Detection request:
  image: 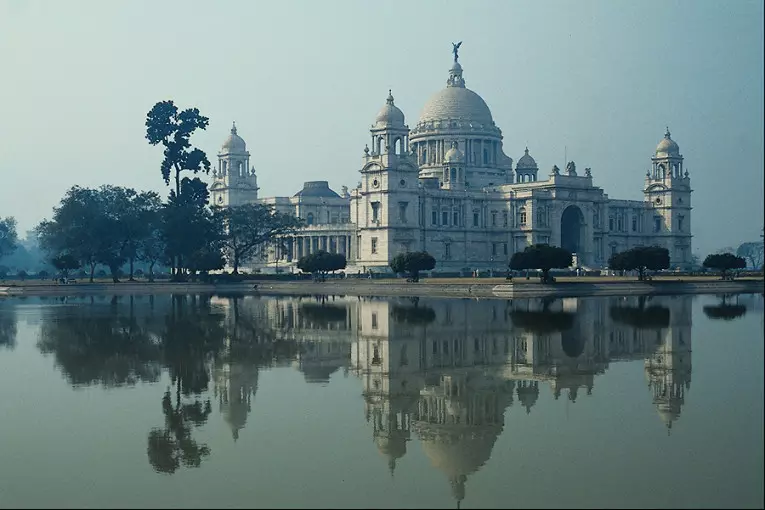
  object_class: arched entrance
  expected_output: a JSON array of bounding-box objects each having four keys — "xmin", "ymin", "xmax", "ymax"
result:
[{"xmin": 560, "ymin": 206, "xmax": 585, "ymax": 255}]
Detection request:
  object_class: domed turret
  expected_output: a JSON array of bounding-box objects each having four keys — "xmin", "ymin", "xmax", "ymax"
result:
[
  {"xmin": 221, "ymin": 122, "xmax": 247, "ymax": 153},
  {"xmin": 655, "ymin": 127, "xmax": 680, "ymax": 156},
  {"xmin": 444, "ymin": 141, "xmax": 465, "ymax": 163},
  {"xmin": 375, "ymin": 90, "xmax": 406, "ymax": 128},
  {"xmin": 516, "ymin": 147, "xmax": 538, "ymax": 169},
  {"xmin": 515, "ymin": 147, "xmax": 539, "ymax": 183}
]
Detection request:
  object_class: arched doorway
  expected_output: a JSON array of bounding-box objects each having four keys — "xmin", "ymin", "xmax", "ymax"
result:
[{"xmin": 560, "ymin": 206, "xmax": 584, "ymax": 255}]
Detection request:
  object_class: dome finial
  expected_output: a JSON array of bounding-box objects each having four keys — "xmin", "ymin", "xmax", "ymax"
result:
[
  {"xmin": 524, "ymin": 146, "xmax": 529, "ymax": 154},
  {"xmin": 386, "ymin": 89, "xmax": 394, "ymax": 105},
  {"xmin": 665, "ymin": 126, "xmax": 671, "ymax": 138},
  {"xmin": 447, "ymin": 42, "xmax": 465, "ymax": 88},
  {"xmin": 231, "ymin": 121, "xmax": 237, "ymax": 135}
]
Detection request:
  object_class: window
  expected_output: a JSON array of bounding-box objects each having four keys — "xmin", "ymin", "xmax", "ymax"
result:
[
  {"xmin": 422, "ymin": 149, "xmax": 427, "ymax": 165},
  {"xmin": 609, "ymin": 216, "xmax": 614, "ymax": 231},
  {"xmin": 442, "ymin": 211, "xmax": 449, "ymax": 226},
  {"xmin": 520, "ymin": 208, "xmax": 527, "ymax": 226},
  {"xmin": 654, "ymin": 217, "xmax": 661, "ymax": 233},
  {"xmin": 503, "ymin": 243, "xmax": 508, "ymax": 255},
  {"xmin": 445, "ymin": 243, "xmax": 451, "ymax": 260},
  {"xmin": 306, "ymin": 213, "xmax": 314, "ymax": 226},
  {"xmin": 491, "ymin": 211, "xmax": 497, "ymax": 226},
  {"xmin": 632, "ymin": 216, "xmax": 637, "ymax": 232},
  {"xmin": 611, "ymin": 244, "xmax": 617, "ymax": 256},
  {"xmin": 503, "ymin": 211, "xmax": 508, "ymax": 227},
  {"xmin": 398, "ymin": 202, "xmax": 408, "ymax": 224},
  {"xmin": 483, "ymin": 148, "xmax": 489, "ymax": 164},
  {"xmin": 492, "ymin": 243, "xmax": 497, "ymax": 256},
  {"xmin": 371, "ymin": 237, "xmax": 378, "ymax": 254},
  {"xmin": 432, "ymin": 210, "xmax": 438, "ymax": 225},
  {"xmin": 371, "ymin": 202, "xmax": 380, "ymax": 222},
  {"xmin": 371, "ymin": 313, "xmax": 378, "ymax": 330},
  {"xmin": 537, "ymin": 209, "xmax": 545, "ymax": 227},
  {"xmin": 678, "ymin": 215, "xmax": 685, "ymax": 232},
  {"xmin": 473, "ymin": 211, "xmax": 480, "ymax": 227},
  {"xmin": 453, "ymin": 210, "xmax": 460, "ymax": 226},
  {"xmin": 617, "ymin": 215, "xmax": 624, "ymax": 232},
  {"xmin": 450, "ymin": 168, "xmax": 457, "ymax": 182}
]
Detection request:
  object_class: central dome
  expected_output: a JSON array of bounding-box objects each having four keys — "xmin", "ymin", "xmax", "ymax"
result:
[{"xmin": 419, "ymin": 86, "xmax": 494, "ymax": 126}]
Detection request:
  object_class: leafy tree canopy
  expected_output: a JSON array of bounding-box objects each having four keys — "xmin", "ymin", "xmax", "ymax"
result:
[
  {"xmin": 297, "ymin": 250, "xmax": 347, "ymax": 276},
  {"xmin": 509, "ymin": 244, "xmax": 572, "ymax": 283},
  {"xmin": 0, "ymin": 217, "xmax": 18, "ymax": 260},
  {"xmin": 145, "ymin": 100, "xmax": 211, "ymax": 196},
  {"xmin": 608, "ymin": 246, "xmax": 670, "ymax": 280},
  {"xmin": 703, "ymin": 252, "xmax": 746, "ymax": 279},
  {"xmin": 389, "ymin": 251, "xmax": 436, "ymax": 282}
]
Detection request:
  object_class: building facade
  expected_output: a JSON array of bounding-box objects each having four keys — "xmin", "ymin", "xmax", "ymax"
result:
[{"xmin": 210, "ymin": 46, "xmax": 693, "ymax": 273}]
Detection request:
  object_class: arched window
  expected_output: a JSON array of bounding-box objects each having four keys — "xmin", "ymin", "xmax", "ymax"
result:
[
  {"xmin": 377, "ymin": 137, "xmax": 384, "ymax": 154},
  {"xmin": 306, "ymin": 213, "xmax": 314, "ymax": 226},
  {"xmin": 394, "ymin": 138, "xmax": 401, "ymax": 154},
  {"xmin": 519, "ymin": 207, "xmax": 527, "ymax": 226},
  {"xmin": 222, "ymin": 161, "xmax": 227, "ymax": 174},
  {"xmin": 658, "ymin": 164, "xmax": 666, "ymax": 179},
  {"xmin": 238, "ymin": 161, "xmax": 243, "ymax": 176},
  {"xmin": 450, "ymin": 167, "xmax": 457, "ymax": 182},
  {"xmin": 422, "ymin": 149, "xmax": 427, "ymax": 165},
  {"xmin": 483, "ymin": 148, "xmax": 489, "ymax": 165}
]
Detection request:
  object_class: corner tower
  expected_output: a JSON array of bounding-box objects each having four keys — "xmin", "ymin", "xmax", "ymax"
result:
[
  {"xmin": 352, "ymin": 91, "xmax": 421, "ymax": 269},
  {"xmin": 210, "ymin": 122, "xmax": 259, "ymax": 208},
  {"xmin": 643, "ymin": 128, "xmax": 692, "ymax": 267}
]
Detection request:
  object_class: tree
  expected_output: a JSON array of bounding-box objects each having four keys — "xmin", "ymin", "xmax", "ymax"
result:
[
  {"xmin": 137, "ymin": 216, "xmax": 166, "ymax": 282},
  {"xmin": 297, "ymin": 250, "xmax": 347, "ymax": 279},
  {"xmin": 214, "ymin": 203, "xmax": 304, "ymax": 274},
  {"xmin": 389, "ymin": 251, "xmax": 436, "ymax": 282},
  {"xmin": 703, "ymin": 252, "xmax": 746, "ymax": 280},
  {"xmin": 145, "ymin": 100, "xmax": 211, "ymax": 197},
  {"xmin": 0, "ymin": 217, "xmax": 18, "ymax": 260},
  {"xmin": 51, "ymin": 254, "xmax": 80, "ymax": 279},
  {"xmin": 509, "ymin": 244, "xmax": 572, "ymax": 283},
  {"xmin": 608, "ymin": 246, "xmax": 670, "ymax": 281},
  {"xmin": 17, "ymin": 270, "xmax": 28, "ymax": 281},
  {"xmin": 736, "ymin": 241, "xmax": 764, "ymax": 269}
]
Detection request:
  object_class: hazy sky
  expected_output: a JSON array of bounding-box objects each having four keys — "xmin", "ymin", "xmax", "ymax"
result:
[{"xmin": 1, "ymin": 0, "xmax": 763, "ymax": 256}]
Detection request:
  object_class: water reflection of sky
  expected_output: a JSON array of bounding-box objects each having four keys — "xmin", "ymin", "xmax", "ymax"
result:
[{"xmin": 0, "ymin": 293, "xmax": 762, "ymax": 509}]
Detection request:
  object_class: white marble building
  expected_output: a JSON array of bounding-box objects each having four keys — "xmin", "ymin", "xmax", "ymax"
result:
[{"xmin": 210, "ymin": 46, "xmax": 693, "ymax": 273}]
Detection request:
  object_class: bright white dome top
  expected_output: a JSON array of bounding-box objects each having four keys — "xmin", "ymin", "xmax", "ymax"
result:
[
  {"xmin": 221, "ymin": 122, "xmax": 246, "ymax": 152},
  {"xmin": 374, "ymin": 90, "xmax": 405, "ymax": 127},
  {"xmin": 656, "ymin": 127, "xmax": 680, "ymax": 156},
  {"xmin": 417, "ymin": 60, "xmax": 494, "ymax": 127},
  {"xmin": 444, "ymin": 142, "xmax": 465, "ymax": 163}
]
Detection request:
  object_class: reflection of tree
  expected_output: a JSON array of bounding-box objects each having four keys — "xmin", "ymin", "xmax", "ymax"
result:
[
  {"xmin": 147, "ymin": 390, "xmax": 212, "ymax": 474},
  {"xmin": 510, "ymin": 309, "xmax": 575, "ymax": 333},
  {"xmin": 703, "ymin": 295, "xmax": 748, "ymax": 321},
  {"xmin": 159, "ymin": 295, "xmax": 225, "ymax": 395},
  {"xmin": 37, "ymin": 298, "xmax": 162, "ymax": 386},
  {"xmin": 609, "ymin": 303, "xmax": 671, "ymax": 330},
  {"xmin": 390, "ymin": 304, "xmax": 437, "ymax": 325},
  {"xmin": 0, "ymin": 306, "xmax": 17, "ymax": 350}
]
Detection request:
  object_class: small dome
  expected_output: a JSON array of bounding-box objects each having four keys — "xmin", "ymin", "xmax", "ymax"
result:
[
  {"xmin": 293, "ymin": 181, "xmax": 342, "ymax": 198},
  {"xmin": 516, "ymin": 147, "xmax": 538, "ymax": 169},
  {"xmin": 221, "ymin": 122, "xmax": 246, "ymax": 153},
  {"xmin": 375, "ymin": 90, "xmax": 406, "ymax": 127},
  {"xmin": 444, "ymin": 142, "xmax": 465, "ymax": 163},
  {"xmin": 656, "ymin": 127, "xmax": 680, "ymax": 156}
]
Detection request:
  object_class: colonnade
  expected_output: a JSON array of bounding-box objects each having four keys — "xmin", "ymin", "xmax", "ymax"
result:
[{"xmin": 272, "ymin": 235, "xmax": 354, "ymax": 262}]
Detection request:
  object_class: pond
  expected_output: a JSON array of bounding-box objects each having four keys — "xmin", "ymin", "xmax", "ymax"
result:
[{"xmin": 0, "ymin": 293, "xmax": 762, "ymax": 508}]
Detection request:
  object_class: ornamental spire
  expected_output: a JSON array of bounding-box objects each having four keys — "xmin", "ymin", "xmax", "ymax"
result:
[
  {"xmin": 231, "ymin": 121, "xmax": 238, "ymax": 135},
  {"xmin": 665, "ymin": 126, "xmax": 671, "ymax": 138},
  {"xmin": 386, "ymin": 89, "xmax": 394, "ymax": 105}
]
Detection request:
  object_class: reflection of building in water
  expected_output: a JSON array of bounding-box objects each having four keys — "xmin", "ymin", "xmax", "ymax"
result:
[
  {"xmin": 347, "ymin": 294, "xmax": 692, "ymax": 504},
  {"xmin": 212, "ymin": 354, "xmax": 259, "ymax": 442},
  {"xmin": 211, "ymin": 294, "xmax": 693, "ymax": 497}
]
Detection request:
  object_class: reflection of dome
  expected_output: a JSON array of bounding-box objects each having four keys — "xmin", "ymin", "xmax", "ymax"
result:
[
  {"xmin": 516, "ymin": 380, "xmax": 539, "ymax": 414},
  {"xmin": 656, "ymin": 127, "xmax": 680, "ymax": 156},
  {"xmin": 375, "ymin": 90, "xmax": 406, "ymax": 127},
  {"xmin": 375, "ymin": 435, "xmax": 407, "ymax": 474},
  {"xmin": 516, "ymin": 147, "xmax": 538, "ymax": 169},
  {"xmin": 221, "ymin": 122, "xmax": 246, "ymax": 152},
  {"xmin": 299, "ymin": 363, "xmax": 340, "ymax": 384},
  {"xmin": 215, "ymin": 362, "xmax": 259, "ymax": 441},
  {"xmin": 444, "ymin": 142, "xmax": 465, "ymax": 163}
]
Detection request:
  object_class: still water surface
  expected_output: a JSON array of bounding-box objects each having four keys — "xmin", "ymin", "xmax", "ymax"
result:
[{"xmin": 0, "ymin": 293, "xmax": 762, "ymax": 509}]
